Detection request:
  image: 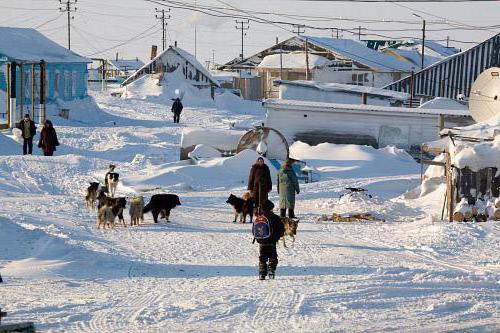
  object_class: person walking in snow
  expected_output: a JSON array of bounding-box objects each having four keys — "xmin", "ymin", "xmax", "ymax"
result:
[
  {"xmin": 248, "ymin": 157, "xmax": 272, "ymax": 215},
  {"xmin": 17, "ymin": 113, "xmax": 37, "ymax": 155},
  {"xmin": 171, "ymin": 97, "xmax": 183, "ymax": 123},
  {"xmin": 38, "ymin": 119, "xmax": 59, "ymax": 156},
  {"xmin": 254, "ymin": 200, "xmax": 284, "ymax": 280},
  {"xmin": 277, "ymin": 159, "xmax": 300, "ymax": 218}
]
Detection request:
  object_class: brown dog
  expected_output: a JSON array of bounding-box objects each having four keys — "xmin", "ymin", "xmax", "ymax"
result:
[{"xmin": 280, "ymin": 217, "xmax": 299, "ymax": 248}]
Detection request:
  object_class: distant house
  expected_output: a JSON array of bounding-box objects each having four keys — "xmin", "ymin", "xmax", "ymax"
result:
[
  {"xmin": 91, "ymin": 58, "xmax": 145, "ymax": 83},
  {"xmin": 220, "ymin": 36, "xmax": 414, "ymax": 99},
  {"xmin": 121, "ymin": 45, "xmax": 220, "ymax": 98},
  {"xmin": 0, "ymin": 27, "xmax": 90, "ymax": 103}
]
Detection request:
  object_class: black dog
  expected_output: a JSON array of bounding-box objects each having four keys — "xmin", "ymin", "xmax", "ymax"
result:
[
  {"xmin": 143, "ymin": 194, "xmax": 181, "ymax": 223},
  {"xmin": 226, "ymin": 193, "xmax": 254, "ymax": 223},
  {"xmin": 85, "ymin": 182, "xmax": 100, "ymax": 209}
]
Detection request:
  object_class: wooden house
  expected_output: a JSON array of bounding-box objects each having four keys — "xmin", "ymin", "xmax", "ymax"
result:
[{"xmin": 121, "ymin": 46, "xmax": 220, "ymax": 98}]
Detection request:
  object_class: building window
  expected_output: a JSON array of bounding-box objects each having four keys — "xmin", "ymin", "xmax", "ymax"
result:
[
  {"xmin": 64, "ymin": 71, "xmax": 70, "ymax": 98},
  {"xmin": 72, "ymin": 71, "xmax": 77, "ymax": 97},
  {"xmin": 54, "ymin": 72, "xmax": 60, "ymax": 98},
  {"xmin": 352, "ymin": 73, "xmax": 369, "ymax": 86}
]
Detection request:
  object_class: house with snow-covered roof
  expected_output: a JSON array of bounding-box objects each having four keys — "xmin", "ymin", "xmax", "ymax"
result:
[
  {"xmin": 0, "ymin": 27, "xmax": 91, "ymax": 104},
  {"xmin": 92, "ymin": 57, "xmax": 145, "ymax": 83},
  {"xmin": 121, "ymin": 45, "xmax": 220, "ymax": 98},
  {"xmin": 220, "ymin": 35, "xmax": 415, "ymax": 99}
]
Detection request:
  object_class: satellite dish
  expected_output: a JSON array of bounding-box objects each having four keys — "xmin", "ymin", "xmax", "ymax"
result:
[
  {"xmin": 236, "ymin": 126, "xmax": 289, "ymax": 161},
  {"xmin": 469, "ymin": 67, "xmax": 500, "ymax": 122}
]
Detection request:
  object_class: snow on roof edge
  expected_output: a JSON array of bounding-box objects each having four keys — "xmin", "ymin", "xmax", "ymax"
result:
[
  {"xmin": 264, "ymin": 98, "xmax": 470, "ymax": 117},
  {"xmin": 276, "ymin": 80, "xmax": 410, "ymax": 100}
]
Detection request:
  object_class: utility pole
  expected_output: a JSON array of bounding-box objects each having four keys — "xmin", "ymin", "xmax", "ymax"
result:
[
  {"xmin": 331, "ymin": 28, "xmax": 339, "ymax": 39},
  {"xmin": 446, "ymin": 36, "xmax": 450, "ymax": 48},
  {"xmin": 59, "ymin": 0, "xmax": 77, "ymax": 50},
  {"xmin": 155, "ymin": 7, "xmax": 171, "ymax": 51},
  {"xmin": 235, "ymin": 19, "xmax": 250, "ymax": 60},
  {"xmin": 421, "ymin": 20, "xmax": 426, "ymax": 70},
  {"xmin": 194, "ymin": 0, "xmax": 197, "ymax": 58},
  {"xmin": 413, "ymin": 13, "xmax": 426, "ymax": 70},
  {"xmin": 358, "ymin": 26, "xmax": 363, "ymax": 40},
  {"xmin": 292, "ymin": 24, "xmax": 306, "ymax": 36}
]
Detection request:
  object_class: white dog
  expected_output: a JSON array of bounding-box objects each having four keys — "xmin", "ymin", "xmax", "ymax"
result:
[
  {"xmin": 106, "ymin": 172, "xmax": 119, "ymax": 198},
  {"xmin": 129, "ymin": 196, "xmax": 145, "ymax": 226}
]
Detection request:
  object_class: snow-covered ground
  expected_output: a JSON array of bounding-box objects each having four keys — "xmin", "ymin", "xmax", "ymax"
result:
[{"xmin": 0, "ymin": 86, "xmax": 499, "ymax": 332}]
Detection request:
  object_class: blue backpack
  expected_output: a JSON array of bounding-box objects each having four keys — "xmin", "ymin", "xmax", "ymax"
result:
[{"xmin": 252, "ymin": 215, "xmax": 272, "ymax": 241}]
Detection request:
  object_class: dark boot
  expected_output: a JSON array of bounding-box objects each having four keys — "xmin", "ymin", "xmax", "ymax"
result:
[
  {"xmin": 289, "ymin": 209, "xmax": 295, "ymax": 219},
  {"xmin": 280, "ymin": 209, "xmax": 286, "ymax": 218},
  {"xmin": 268, "ymin": 258, "xmax": 278, "ymax": 279},
  {"xmin": 259, "ymin": 261, "xmax": 267, "ymax": 280}
]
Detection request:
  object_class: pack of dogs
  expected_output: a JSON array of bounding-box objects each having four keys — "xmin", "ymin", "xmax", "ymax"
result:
[
  {"xmin": 85, "ymin": 177, "xmax": 298, "ymax": 244},
  {"xmin": 226, "ymin": 192, "xmax": 299, "ymax": 247},
  {"xmin": 84, "ymin": 179, "xmax": 181, "ymax": 229}
]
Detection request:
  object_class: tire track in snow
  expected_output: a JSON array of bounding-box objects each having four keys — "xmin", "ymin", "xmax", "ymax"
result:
[{"xmin": 81, "ymin": 290, "xmax": 159, "ymax": 332}]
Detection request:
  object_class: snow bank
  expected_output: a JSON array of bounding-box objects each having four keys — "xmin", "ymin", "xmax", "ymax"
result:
[
  {"xmin": 123, "ymin": 67, "xmax": 214, "ymax": 108},
  {"xmin": 188, "ymin": 144, "xmax": 221, "ymax": 160},
  {"xmin": 125, "ymin": 149, "xmax": 277, "ymax": 190},
  {"xmin": 181, "ymin": 127, "xmax": 245, "ymax": 150},
  {"xmin": 290, "ymin": 141, "xmax": 419, "ymax": 179},
  {"xmin": 45, "ymin": 97, "xmax": 109, "ymax": 126},
  {"xmin": 0, "ymin": 132, "xmax": 21, "ymax": 155}
]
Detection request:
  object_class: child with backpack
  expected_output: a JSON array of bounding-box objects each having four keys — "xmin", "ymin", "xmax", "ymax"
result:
[{"xmin": 252, "ymin": 200, "xmax": 284, "ymax": 280}]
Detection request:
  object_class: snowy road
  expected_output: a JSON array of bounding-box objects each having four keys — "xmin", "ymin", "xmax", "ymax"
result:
[{"xmin": 0, "ymin": 91, "xmax": 499, "ymax": 332}]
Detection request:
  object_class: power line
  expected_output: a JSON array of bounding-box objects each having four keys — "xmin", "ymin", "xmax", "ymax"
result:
[
  {"xmin": 34, "ymin": 13, "xmax": 64, "ymax": 29},
  {"xmin": 86, "ymin": 24, "xmax": 161, "ymax": 57}
]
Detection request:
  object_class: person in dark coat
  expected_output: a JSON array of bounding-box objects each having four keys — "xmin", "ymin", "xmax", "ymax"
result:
[
  {"xmin": 248, "ymin": 157, "xmax": 272, "ymax": 215},
  {"xmin": 17, "ymin": 114, "xmax": 37, "ymax": 155},
  {"xmin": 277, "ymin": 159, "xmax": 300, "ymax": 218},
  {"xmin": 38, "ymin": 119, "xmax": 59, "ymax": 156},
  {"xmin": 171, "ymin": 97, "xmax": 183, "ymax": 123},
  {"xmin": 256, "ymin": 200, "xmax": 284, "ymax": 280}
]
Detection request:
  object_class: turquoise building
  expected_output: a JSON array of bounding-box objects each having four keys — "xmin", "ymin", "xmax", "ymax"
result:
[{"xmin": 0, "ymin": 27, "xmax": 90, "ymax": 104}]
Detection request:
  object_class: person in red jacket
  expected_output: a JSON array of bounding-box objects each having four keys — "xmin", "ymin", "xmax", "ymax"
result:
[
  {"xmin": 247, "ymin": 157, "xmax": 272, "ymax": 215},
  {"xmin": 38, "ymin": 119, "xmax": 59, "ymax": 156}
]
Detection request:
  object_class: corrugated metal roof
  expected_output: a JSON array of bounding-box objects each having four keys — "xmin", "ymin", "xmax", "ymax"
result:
[
  {"xmin": 0, "ymin": 27, "xmax": 90, "ymax": 63},
  {"xmin": 303, "ymin": 36, "xmax": 414, "ymax": 73}
]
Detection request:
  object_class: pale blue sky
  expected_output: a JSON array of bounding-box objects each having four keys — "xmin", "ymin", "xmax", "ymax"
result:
[{"xmin": 1, "ymin": 0, "xmax": 499, "ymax": 65}]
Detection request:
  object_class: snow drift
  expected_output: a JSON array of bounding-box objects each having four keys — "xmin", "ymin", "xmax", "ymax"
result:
[
  {"xmin": 290, "ymin": 141, "xmax": 419, "ymax": 179},
  {"xmin": 125, "ymin": 149, "xmax": 277, "ymax": 190}
]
